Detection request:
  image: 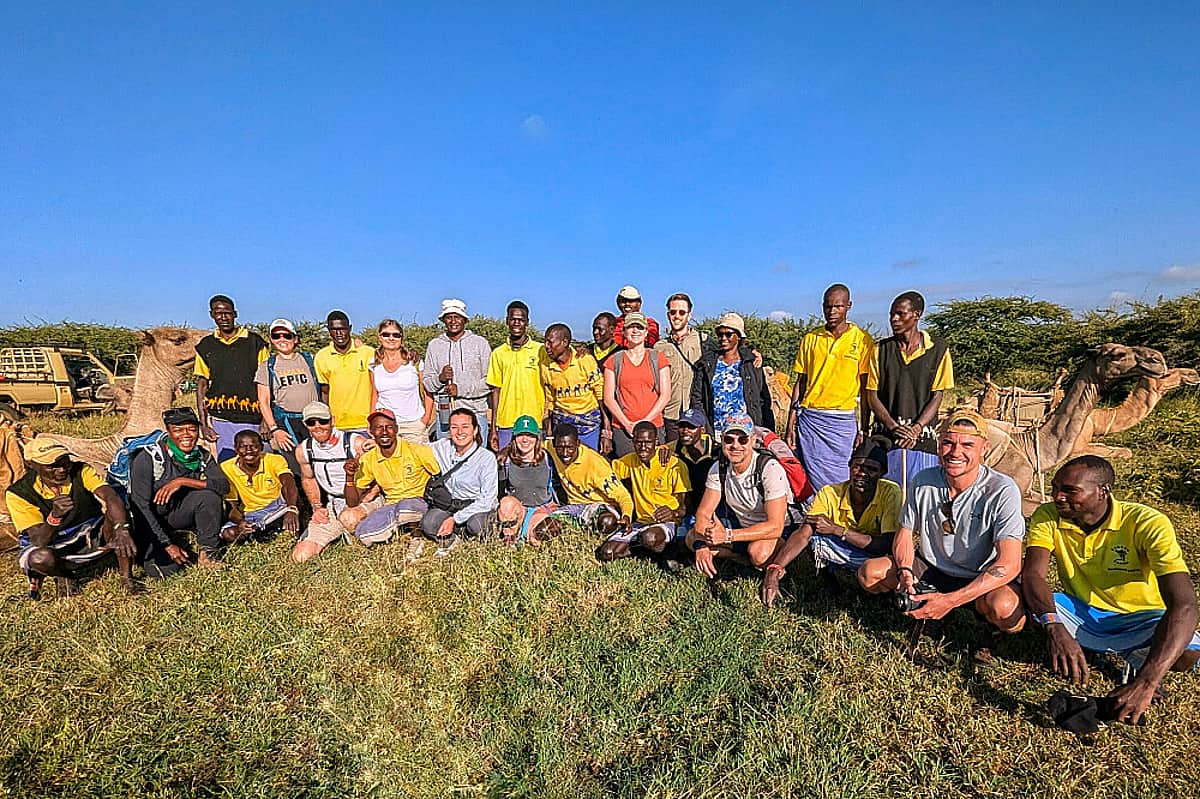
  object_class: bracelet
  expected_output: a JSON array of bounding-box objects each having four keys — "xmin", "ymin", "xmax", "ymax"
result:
[
  {"xmin": 838, "ymin": 526, "xmax": 848, "ymax": 542},
  {"xmin": 46, "ymin": 514, "xmax": 62, "ymax": 526},
  {"xmin": 896, "ymin": 566, "xmax": 914, "ymax": 574},
  {"xmin": 765, "ymin": 563, "xmax": 785, "ymax": 576},
  {"xmin": 1034, "ymin": 612, "xmax": 1062, "ymax": 627},
  {"xmin": 723, "ymin": 528, "xmax": 733, "ymax": 545},
  {"xmin": 112, "ymin": 522, "xmax": 131, "ymax": 531},
  {"xmin": 268, "ymin": 427, "xmax": 282, "ymax": 434},
  {"xmin": 286, "ymin": 506, "xmax": 299, "ymax": 514}
]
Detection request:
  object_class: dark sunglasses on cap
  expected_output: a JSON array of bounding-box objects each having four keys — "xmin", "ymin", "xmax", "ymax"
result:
[
  {"xmin": 722, "ymin": 432, "xmax": 749, "ymax": 445},
  {"xmin": 379, "ymin": 332, "xmax": 402, "ymax": 339},
  {"xmin": 271, "ymin": 331, "xmax": 295, "ymax": 340},
  {"xmin": 304, "ymin": 417, "xmax": 332, "ymax": 427}
]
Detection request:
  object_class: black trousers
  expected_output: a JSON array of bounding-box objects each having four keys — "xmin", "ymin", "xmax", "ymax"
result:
[{"xmin": 136, "ymin": 488, "xmax": 225, "ymax": 578}]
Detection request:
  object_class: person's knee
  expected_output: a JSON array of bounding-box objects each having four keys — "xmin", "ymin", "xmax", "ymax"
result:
[
  {"xmin": 497, "ymin": 496, "xmax": 523, "ymax": 521},
  {"xmin": 594, "ymin": 510, "xmax": 618, "ymax": 535},
  {"xmin": 338, "ymin": 508, "xmax": 362, "ymax": 532},
  {"xmin": 977, "ymin": 587, "xmax": 1025, "ymax": 632},
  {"xmin": 747, "ymin": 539, "xmax": 778, "ymax": 568},
  {"xmin": 639, "ymin": 525, "xmax": 669, "ymax": 553},
  {"xmin": 858, "ymin": 557, "xmax": 893, "ymax": 593},
  {"xmin": 26, "ymin": 547, "xmax": 59, "ymax": 576},
  {"xmin": 420, "ymin": 512, "xmax": 443, "ymax": 538}
]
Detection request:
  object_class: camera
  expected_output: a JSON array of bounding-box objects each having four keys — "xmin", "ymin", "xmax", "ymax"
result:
[{"xmin": 895, "ymin": 580, "xmax": 938, "ymax": 612}]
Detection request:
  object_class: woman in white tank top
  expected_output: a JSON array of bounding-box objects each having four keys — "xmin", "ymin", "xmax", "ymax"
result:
[{"xmin": 369, "ymin": 319, "xmax": 435, "ymax": 444}]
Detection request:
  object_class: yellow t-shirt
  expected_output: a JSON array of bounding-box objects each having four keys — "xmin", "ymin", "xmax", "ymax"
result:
[
  {"xmin": 1027, "ymin": 500, "xmax": 1190, "ymax": 614},
  {"xmin": 865, "ymin": 331, "xmax": 954, "ymax": 391},
  {"xmin": 545, "ymin": 442, "xmax": 634, "ymax": 519},
  {"xmin": 355, "ymin": 440, "xmax": 440, "ymax": 503},
  {"xmin": 314, "ymin": 343, "xmax": 375, "ymax": 430},
  {"xmin": 541, "ymin": 350, "xmax": 603, "ymax": 417},
  {"xmin": 807, "ymin": 478, "xmax": 902, "ymax": 536},
  {"xmin": 193, "ymin": 327, "xmax": 269, "ymax": 378},
  {"xmin": 487, "ymin": 339, "xmax": 545, "ymax": 428},
  {"xmin": 5, "ymin": 466, "xmax": 106, "ymax": 533},
  {"xmin": 612, "ymin": 452, "xmax": 690, "ymax": 524},
  {"xmin": 221, "ymin": 453, "xmax": 292, "ymax": 512},
  {"xmin": 791, "ymin": 323, "xmax": 874, "ymax": 410}
]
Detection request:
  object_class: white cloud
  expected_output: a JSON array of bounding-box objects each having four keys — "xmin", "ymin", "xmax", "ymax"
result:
[
  {"xmin": 768, "ymin": 309, "xmax": 793, "ymax": 322},
  {"xmin": 1160, "ymin": 264, "xmax": 1200, "ymax": 282},
  {"xmin": 521, "ymin": 114, "xmax": 547, "ymax": 140}
]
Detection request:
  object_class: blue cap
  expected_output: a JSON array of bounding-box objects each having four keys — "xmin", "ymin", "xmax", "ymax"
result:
[
  {"xmin": 678, "ymin": 408, "xmax": 707, "ymax": 429},
  {"xmin": 720, "ymin": 413, "xmax": 755, "ymax": 436}
]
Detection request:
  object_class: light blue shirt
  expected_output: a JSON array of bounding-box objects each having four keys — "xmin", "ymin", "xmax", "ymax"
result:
[{"xmin": 430, "ymin": 438, "xmax": 499, "ymax": 523}]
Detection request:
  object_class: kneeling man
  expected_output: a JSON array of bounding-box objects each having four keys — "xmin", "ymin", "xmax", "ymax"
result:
[
  {"xmin": 6, "ymin": 439, "xmax": 138, "ymax": 597},
  {"xmin": 858, "ymin": 410, "xmax": 1027, "ymax": 653},
  {"xmin": 1023, "ymin": 455, "xmax": 1200, "ymax": 725},
  {"xmin": 687, "ymin": 414, "xmax": 794, "ymax": 577}
]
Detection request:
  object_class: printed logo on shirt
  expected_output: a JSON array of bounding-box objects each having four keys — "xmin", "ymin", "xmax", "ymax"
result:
[{"xmin": 1107, "ymin": 545, "xmax": 1138, "ymax": 572}]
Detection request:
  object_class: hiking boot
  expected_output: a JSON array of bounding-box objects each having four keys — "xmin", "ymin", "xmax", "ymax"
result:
[{"xmin": 434, "ymin": 534, "xmax": 460, "ymax": 558}]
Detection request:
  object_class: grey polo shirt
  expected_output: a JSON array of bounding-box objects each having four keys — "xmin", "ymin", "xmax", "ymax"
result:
[{"xmin": 900, "ymin": 465, "xmax": 1025, "ymax": 579}]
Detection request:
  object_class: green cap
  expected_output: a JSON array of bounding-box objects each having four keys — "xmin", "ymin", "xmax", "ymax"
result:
[{"xmin": 511, "ymin": 415, "xmax": 541, "ymax": 436}]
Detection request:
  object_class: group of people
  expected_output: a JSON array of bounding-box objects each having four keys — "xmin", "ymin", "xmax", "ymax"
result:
[{"xmin": 7, "ymin": 285, "xmax": 1197, "ymax": 727}]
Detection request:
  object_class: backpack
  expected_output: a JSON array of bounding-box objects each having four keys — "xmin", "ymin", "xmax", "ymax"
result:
[
  {"xmin": 611, "ymin": 349, "xmax": 662, "ymax": 398},
  {"xmin": 106, "ymin": 431, "xmax": 168, "ymax": 494},
  {"xmin": 267, "ymin": 351, "xmax": 320, "ymax": 408},
  {"xmin": 304, "ymin": 433, "xmax": 355, "ymax": 498}
]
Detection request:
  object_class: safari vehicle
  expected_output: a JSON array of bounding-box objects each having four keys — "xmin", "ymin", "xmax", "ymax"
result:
[{"xmin": 0, "ymin": 347, "xmax": 137, "ymax": 421}]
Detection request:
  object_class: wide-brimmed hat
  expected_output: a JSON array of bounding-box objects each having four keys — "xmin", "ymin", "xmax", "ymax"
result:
[
  {"xmin": 617, "ymin": 285, "xmax": 641, "ymax": 300},
  {"xmin": 715, "ymin": 312, "xmax": 746, "ymax": 339},
  {"xmin": 439, "ymin": 299, "xmax": 469, "ymax": 320}
]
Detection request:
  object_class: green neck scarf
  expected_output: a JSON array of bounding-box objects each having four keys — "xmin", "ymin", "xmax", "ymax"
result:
[{"xmin": 166, "ymin": 439, "xmax": 203, "ymax": 471}]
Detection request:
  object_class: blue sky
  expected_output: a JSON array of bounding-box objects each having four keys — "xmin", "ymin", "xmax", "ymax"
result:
[{"xmin": 3, "ymin": 3, "xmax": 1197, "ymax": 336}]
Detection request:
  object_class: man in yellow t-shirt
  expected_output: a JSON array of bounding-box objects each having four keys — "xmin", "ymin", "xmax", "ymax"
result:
[
  {"xmin": 544, "ymin": 422, "xmax": 634, "ymax": 547},
  {"xmin": 315, "ymin": 310, "xmax": 375, "ymax": 433},
  {"xmin": 604, "ymin": 421, "xmax": 691, "ymax": 561},
  {"xmin": 341, "ymin": 409, "xmax": 440, "ymax": 545},
  {"xmin": 219, "ymin": 430, "xmax": 300, "ymax": 543},
  {"xmin": 1023, "ymin": 456, "xmax": 1200, "ymax": 726},
  {"xmin": 760, "ymin": 440, "xmax": 900, "ymax": 607},
  {"xmin": 540, "ymin": 322, "xmax": 607, "ymax": 452},
  {"xmin": 488, "ymin": 300, "xmax": 545, "ymax": 451},
  {"xmin": 784, "ymin": 283, "xmax": 874, "ymax": 492},
  {"xmin": 5, "ymin": 438, "xmax": 139, "ymax": 597}
]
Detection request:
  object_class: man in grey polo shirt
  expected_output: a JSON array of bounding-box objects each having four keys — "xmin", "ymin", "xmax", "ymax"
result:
[
  {"xmin": 857, "ymin": 408, "xmax": 1027, "ymax": 645},
  {"xmin": 422, "ymin": 299, "xmax": 493, "ymax": 442}
]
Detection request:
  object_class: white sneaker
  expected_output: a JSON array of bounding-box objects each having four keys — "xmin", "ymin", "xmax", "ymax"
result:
[{"xmin": 405, "ymin": 537, "xmax": 426, "ymax": 562}]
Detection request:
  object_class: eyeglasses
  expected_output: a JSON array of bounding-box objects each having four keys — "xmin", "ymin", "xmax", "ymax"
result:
[
  {"xmin": 304, "ymin": 418, "xmax": 331, "ymax": 427},
  {"xmin": 271, "ymin": 332, "xmax": 295, "ymax": 340},
  {"xmin": 379, "ymin": 332, "xmax": 402, "ymax": 339},
  {"xmin": 722, "ymin": 433, "xmax": 749, "ymax": 446},
  {"xmin": 716, "ymin": 330, "xmax": 737, "ymax": 338},
  {"xmin": 940, "ymin": 500, "xmax": 955, "ymax": 534},
  {"xmin": 667, "ymin": 310, "xmax": 688, "ymax": 316}
]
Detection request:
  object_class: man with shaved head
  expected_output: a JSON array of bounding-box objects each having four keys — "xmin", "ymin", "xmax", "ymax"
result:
[{"xmin": 1023, "ymin": 455, "xmax": 1200, "ymax": 726}]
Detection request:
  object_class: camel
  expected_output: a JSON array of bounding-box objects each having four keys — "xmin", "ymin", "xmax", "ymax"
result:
[
  {"xmin": 763, "ymin": 366, "xmax": 793, "ymax": 431},
  {"xmin": 15, "ymin": 326, "xmax": 205, "ymax": 472},
  {"xmin": 980, "ymin": 344, "xmax": 1169, "ymax": 514},
  {"xmin": 1069, "ymin": 367, "xmax": 1200, "ymax": 459}
]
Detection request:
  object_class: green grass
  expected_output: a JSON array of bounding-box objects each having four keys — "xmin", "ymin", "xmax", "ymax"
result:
[{"xmin": 2, "ymin": 396, "xmax": 1199, "ymax": 798}]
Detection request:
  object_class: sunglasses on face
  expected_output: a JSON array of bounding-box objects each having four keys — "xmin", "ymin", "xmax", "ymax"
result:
[
  {"xmin": 716, "ymin": 330, "xmax": 737, "ymax": 338},
  {"xmin": 722, "ymin": 433, "xmax": 749, "ymax": 446},
  {"xmin": 304, "ymin": 418, "xmax": 331, "ymax": 427},
  {"xmin": 379, "ymin": 332, "xmax": 402, "ymax": 339},
  {"xmin": 271, "ymin": 332, "xmax": 295, "ymax": 340},
  {"xmin": 667, "ymin": 310, "xmax": 688, "ymax": 316},
  {"xmin": 940, "ymin": 500, "xmax": 955, "ymax": 534}
]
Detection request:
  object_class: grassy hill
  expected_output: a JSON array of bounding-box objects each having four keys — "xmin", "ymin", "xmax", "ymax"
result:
[{"xmin": 1, "ymin": 393, "xmax": 1198, "ymax": 798}]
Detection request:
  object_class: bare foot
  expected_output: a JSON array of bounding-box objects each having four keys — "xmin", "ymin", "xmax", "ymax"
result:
[{"xmin": 197, "ymin": 551, "xmax": 227, "ymax": 570}]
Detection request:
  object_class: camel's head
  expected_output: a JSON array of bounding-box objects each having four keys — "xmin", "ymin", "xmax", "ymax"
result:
[
  {"xmin": 1088, "ymin": 343, "xmax": 1169, "ymax": 385},
  {"xmin": 1157, "ymin": 367, "xmax": 1200, "ymax": 391},
  {"xmin": 136, "ymin": 327, "xmax": 206, "ymax": 369}
]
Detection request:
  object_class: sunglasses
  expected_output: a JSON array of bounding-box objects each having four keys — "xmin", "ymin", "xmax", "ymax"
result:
[
  {"xmin": 379, "ymin": 332, "xmax": 402, "ymax": 339},
  {"xmin": 940, "ymin": 500, "xmax": 955, "ymax": 535},
  {"xmin": 304, "ymin": 417, "xmax": 331, "ymax": 427},
  {"xmin": 271, "ymin": 332, "xmax": 295, "ymax": 340},
  {"xmin": 716, "ymin": 329, "xmax": 738, "ymax": 338},
  {"xmin": 667, "ymin": 309, "xmax": 689, "ymax": 316},
  {"xmin": 722, "ymin": 433, "xmax": 749, "ymax": 446}
]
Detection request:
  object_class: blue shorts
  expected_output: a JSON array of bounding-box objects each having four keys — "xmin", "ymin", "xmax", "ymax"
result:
[{"xmin": 1053, "ymin": 592, "xmax": 1200, "ymax": 670}]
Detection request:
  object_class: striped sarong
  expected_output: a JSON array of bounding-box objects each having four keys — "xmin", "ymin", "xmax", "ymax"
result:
[
  {"xmin": 550, "ymin": 408, "xmax": 602, "ymax": 451},
  {"xmin": 795, "ymin": 408, "xmax": 859, "ymax": 492}
]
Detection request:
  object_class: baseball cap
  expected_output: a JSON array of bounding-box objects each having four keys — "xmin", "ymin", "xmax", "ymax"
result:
[
  {"xmin": 511, "ymin": 415, "xmax": 541, "ymax": 436},
  {"xmin": 617, "ymin": 285, "xmax": 641, "ymax": 300},
  {"xmin": 439, "ymin": 298, "xmax": 468, "ymax": 320},
  {"xmin": 269, "ymin": 318, "xmax": 296, "ymax": 335},
  {"xmin": 715, "ymin": 312, "xmax": 746, "ymax": 339},
  {"xmin": 24, "ymin": 438, "xmax": 71, "ymax": 466},
  {"xmin": 677, "ymin": 408, "xmax": 707, "ymax": 429},
  {"xmin": 624, "ymin": 312, "xmax": 648, "ymax": 329},
  {"xmin": 302, "ymin": 401, "xmax": 332, "ymax": 422},
  {"xmin": 939, "ymin": 408, "xmax": 990, "ymax": 438},
  {"xmin": 720, "ymin": 414, "xmax": 755, "ymax": 437},
  {"xmin": 367, "ymin": 408, "xmax": 397, "ymax": 425},
  {"xmin": 162, "ymin": 407, "xmax": 200, "ymax": 427}
]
